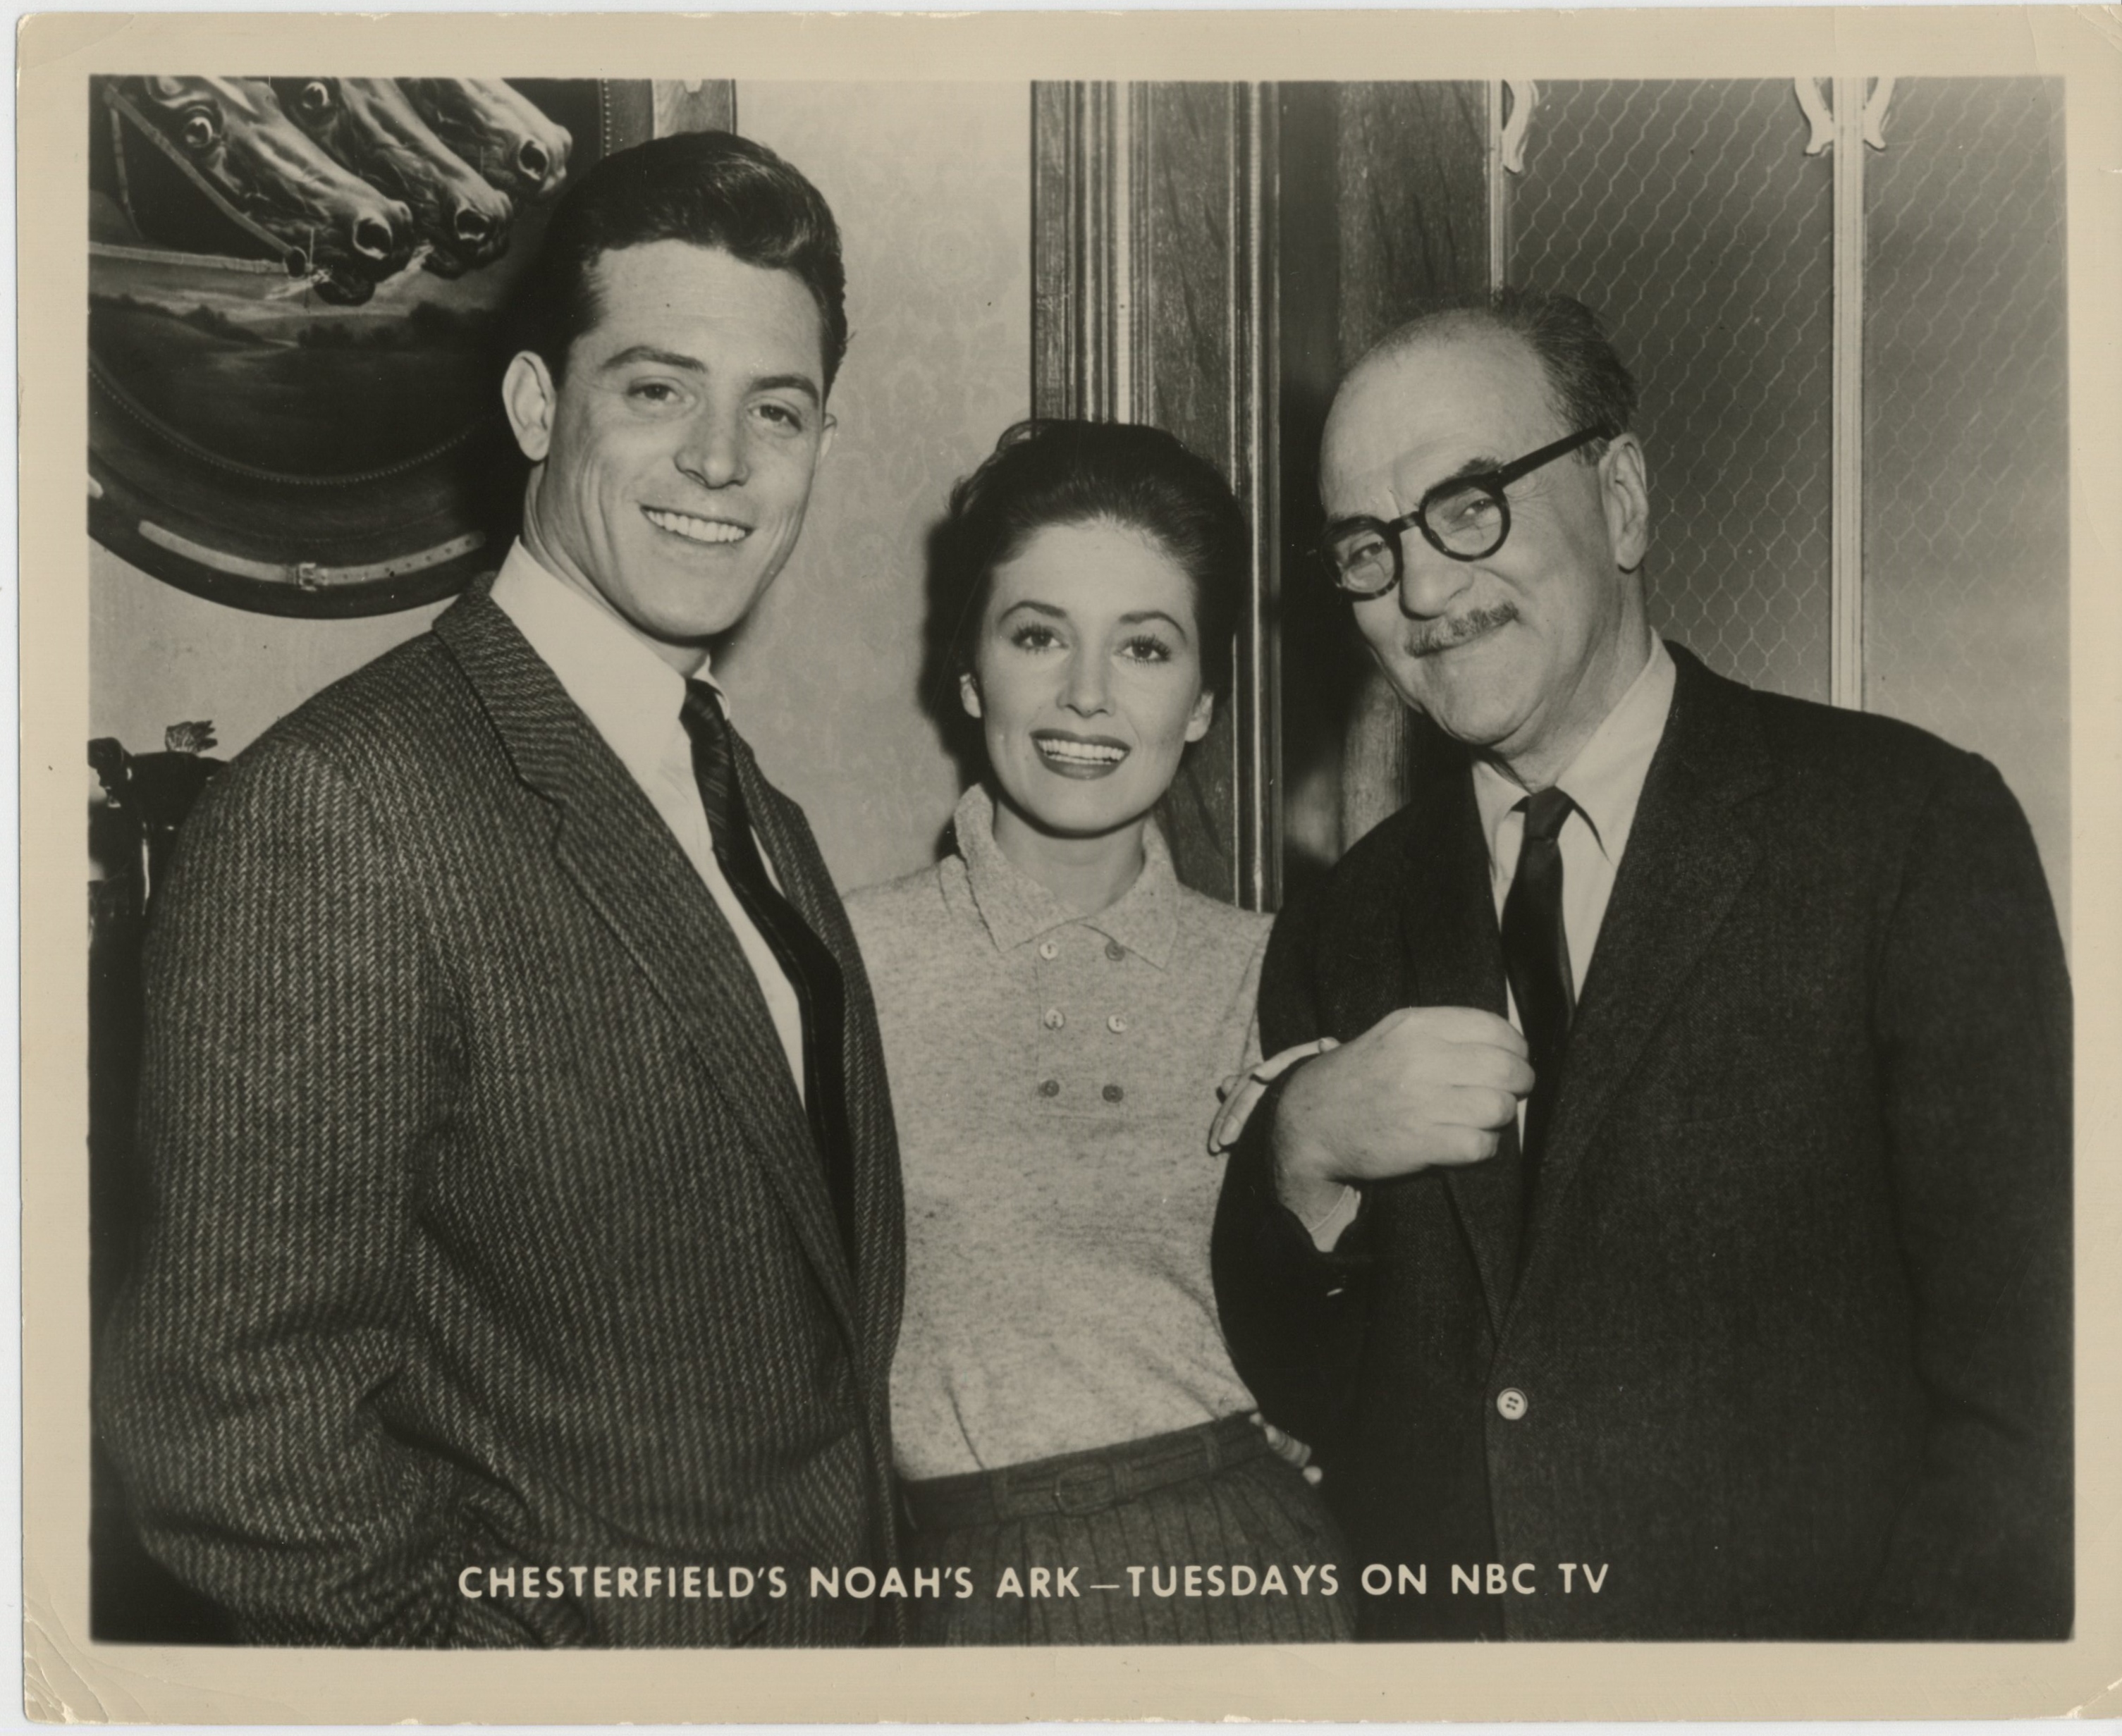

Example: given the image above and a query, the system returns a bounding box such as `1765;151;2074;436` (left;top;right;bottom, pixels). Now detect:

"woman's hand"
1210;1038;1341;1154
1249;1411;1323;1485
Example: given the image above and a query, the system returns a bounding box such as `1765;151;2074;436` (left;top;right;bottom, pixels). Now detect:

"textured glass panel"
1508;81;1834;700
1863;78;2068;924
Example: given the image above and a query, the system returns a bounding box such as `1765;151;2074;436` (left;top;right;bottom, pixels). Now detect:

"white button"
1106;1014;1128;1034
1495;1388;1528;1422
1043;1008;1065;1030
1105;940;1126;962
1038;940;1060;961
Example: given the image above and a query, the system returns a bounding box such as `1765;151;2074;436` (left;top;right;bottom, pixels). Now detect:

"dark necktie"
1500;787;1576;1209
680;680;858;1270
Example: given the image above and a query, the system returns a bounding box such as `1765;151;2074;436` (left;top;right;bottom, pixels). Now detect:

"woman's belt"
901;1411;1273;1532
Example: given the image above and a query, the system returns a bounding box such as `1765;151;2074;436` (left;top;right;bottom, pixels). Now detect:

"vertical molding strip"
1487;80;1509;291
1028;81;1139;424
1033;80;1280;905
1079;82;1117;418
1233;83;1281;911
1829;76;1868;710
1112;83;1139;421
1485;80;1536;290
1029;84;1069;421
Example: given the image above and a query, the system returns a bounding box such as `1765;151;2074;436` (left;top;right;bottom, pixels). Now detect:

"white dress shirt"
491;541;808;1096
1472;636;1678;1002
1306;637;1676;1252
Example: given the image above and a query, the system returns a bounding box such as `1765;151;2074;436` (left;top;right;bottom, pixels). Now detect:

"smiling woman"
967;519;1215;906
845;421;1356;1646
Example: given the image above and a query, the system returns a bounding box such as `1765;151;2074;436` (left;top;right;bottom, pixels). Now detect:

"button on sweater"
846;784;1268;1479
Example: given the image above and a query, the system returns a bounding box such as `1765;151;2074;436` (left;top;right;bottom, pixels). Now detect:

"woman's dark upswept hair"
506;129;848;390
930;419;1248;704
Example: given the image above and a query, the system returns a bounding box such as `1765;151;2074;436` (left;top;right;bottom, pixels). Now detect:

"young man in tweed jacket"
99;131;906;1648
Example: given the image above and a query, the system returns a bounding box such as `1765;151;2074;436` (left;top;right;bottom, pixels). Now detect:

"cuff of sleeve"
1241;1076;1373;1276
1301;1184;1361;1252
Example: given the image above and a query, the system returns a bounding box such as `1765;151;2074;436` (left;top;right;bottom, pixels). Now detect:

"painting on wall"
86;78;707;617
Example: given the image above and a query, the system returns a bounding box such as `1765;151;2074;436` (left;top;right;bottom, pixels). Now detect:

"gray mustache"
1406;604;1519;657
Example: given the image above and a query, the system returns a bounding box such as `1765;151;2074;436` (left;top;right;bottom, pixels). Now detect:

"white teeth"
1038;739;1127;764
645;507;747;544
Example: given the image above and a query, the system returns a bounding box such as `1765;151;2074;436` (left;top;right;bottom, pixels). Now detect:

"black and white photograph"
20;6;2121;1723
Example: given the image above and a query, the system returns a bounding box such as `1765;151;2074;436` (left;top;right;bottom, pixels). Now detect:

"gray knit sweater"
847;785;1267;1479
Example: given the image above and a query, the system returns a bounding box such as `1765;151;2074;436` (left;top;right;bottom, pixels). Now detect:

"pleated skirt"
897;1412;1356;1645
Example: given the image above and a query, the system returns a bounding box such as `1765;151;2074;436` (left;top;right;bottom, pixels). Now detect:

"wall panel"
1280;82;1489;885
1029;82;1275;906
728;82;1031;891
1861;78;2069;923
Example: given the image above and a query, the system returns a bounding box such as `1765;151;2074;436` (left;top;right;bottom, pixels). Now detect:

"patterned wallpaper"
89;546;449;763
719;83;1031;892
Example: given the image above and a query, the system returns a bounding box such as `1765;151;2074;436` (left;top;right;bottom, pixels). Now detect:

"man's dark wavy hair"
506;129;848;390
928;419;1247;705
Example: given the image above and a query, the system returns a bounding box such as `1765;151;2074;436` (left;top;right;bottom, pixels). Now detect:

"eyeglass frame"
1320;423;1617;598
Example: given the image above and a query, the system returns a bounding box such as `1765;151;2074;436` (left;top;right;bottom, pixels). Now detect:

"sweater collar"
950;783;1180;971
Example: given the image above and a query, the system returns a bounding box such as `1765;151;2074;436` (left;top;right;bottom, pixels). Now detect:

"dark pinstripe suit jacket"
97;583;906;1647
1213;646;2072;1639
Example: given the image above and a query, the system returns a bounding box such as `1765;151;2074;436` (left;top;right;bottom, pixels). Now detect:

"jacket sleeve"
94;738;560;1647
1858;753;2073;1637
1210;882;1376;1453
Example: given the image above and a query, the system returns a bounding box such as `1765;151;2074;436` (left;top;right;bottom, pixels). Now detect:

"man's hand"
1270;1006;1532;1220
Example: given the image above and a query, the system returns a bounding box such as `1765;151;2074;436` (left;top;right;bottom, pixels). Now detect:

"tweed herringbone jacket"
1213;646;2073;1640
97;583;906;1647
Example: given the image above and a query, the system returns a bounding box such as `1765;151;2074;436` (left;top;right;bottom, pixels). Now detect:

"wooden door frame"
1030;81;1280;910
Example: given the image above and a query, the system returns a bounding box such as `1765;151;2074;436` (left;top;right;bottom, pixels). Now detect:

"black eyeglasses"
1321;424;1614;597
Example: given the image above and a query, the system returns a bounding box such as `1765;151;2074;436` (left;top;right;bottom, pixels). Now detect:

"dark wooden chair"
89;725;237;1643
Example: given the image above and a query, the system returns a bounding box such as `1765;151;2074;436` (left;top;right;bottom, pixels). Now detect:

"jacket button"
1106;1014;1128;1034
1495;1387;1528;1422
1105;940;1125;961
1102;1083;1124;1104
1038;1078;1061;1098
1038;940;1060;961
1043;1009;1065;1030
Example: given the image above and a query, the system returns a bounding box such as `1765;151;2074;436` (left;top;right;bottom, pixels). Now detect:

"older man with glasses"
1210;289;2071;1641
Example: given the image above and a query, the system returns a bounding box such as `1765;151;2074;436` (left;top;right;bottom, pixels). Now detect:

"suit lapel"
431;591;861;1342
1394;727;1524;1338
1511;648;1774;1296
729;732;907;1381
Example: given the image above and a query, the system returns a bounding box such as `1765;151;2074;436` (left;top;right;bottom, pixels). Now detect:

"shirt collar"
489;539;731;775
1472;636;1677;868
950;782;1181;970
